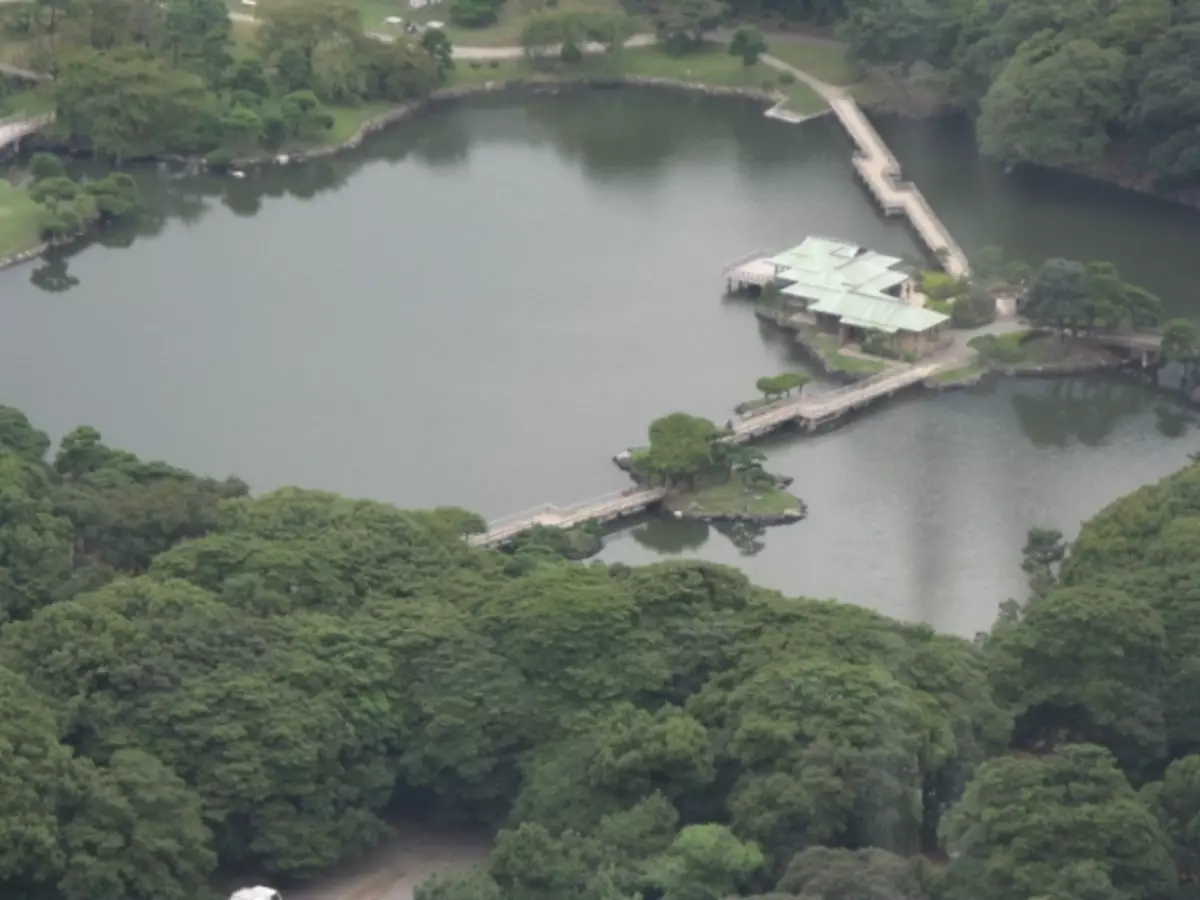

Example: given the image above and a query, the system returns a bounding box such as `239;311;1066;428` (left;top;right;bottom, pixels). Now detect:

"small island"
617;409;805;526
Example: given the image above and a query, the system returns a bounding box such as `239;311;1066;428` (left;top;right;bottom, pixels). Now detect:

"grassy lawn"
0;86;54;117
779;80;825;114
675;469;802;518
0;180;46;258
325;102;396;141
803;326;889;375
448;44;815;98
968;331;1061;367
231;0;639;46
763;40;855;85
933;362;985;383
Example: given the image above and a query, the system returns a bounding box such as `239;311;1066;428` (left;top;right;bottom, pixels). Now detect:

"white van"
230;888;282;900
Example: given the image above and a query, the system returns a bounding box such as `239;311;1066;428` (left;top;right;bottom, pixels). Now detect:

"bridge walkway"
469;486;667;548
761;55;970;279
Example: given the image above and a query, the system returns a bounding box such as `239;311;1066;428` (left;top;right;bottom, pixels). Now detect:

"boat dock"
469;486;667;548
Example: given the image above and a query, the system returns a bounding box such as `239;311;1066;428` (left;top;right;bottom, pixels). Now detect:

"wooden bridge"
469;486;667;548
0;112;53;154
762;56;969;279
731;357;955;439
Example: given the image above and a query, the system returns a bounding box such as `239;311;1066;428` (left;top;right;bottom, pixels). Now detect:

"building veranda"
726;236;950;358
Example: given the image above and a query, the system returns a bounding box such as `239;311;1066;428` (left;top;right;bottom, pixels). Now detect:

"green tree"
1022;257;1090;333
987;584;1167;769
647;824;764;900
1160;318;1197;363
940;745;1177;900
161;0;231;81
84;173;140;221
52;50;218;160
0;452;73;621
1141;754;1200;886
1132;24;1200;183
728;25;766;66
257;0;362;94
653;0;726;54
774;847;928;900
59;750;216;900
977;37;1126;167
0;664;78;889
29;151;67;181
639;412;721;486
221;104;264;152
421;27;454;75
280;88;334;137
0;405;51;462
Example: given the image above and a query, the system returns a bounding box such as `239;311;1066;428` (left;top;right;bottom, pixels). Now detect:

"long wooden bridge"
731;357;954;439
469;486;667;548
472;357;957;547
762;56;969;279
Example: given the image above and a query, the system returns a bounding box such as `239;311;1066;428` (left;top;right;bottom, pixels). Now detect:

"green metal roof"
808;293;948;333
767;236;943;334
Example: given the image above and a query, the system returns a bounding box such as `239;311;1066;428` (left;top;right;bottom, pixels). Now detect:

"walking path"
0;112;52;153
760;53;970;279
469;486;666;548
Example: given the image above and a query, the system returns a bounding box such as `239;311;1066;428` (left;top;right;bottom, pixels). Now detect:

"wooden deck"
731;357;954;439
469;486;667;548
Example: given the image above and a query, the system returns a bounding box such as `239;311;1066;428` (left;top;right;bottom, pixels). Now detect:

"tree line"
829;0;1200;187
2;0;452;162
1;403;1199;900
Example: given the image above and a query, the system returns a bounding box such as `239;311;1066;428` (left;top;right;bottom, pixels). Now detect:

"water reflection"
1010;378;1148;447
629;516;709;554
29;254;80;294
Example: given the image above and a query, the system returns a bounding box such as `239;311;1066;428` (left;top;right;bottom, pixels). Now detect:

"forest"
0;403;1198;900
0;0;449;162
706;0;1200;189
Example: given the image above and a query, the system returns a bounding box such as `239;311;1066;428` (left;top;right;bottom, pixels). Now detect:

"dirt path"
280;825;491;900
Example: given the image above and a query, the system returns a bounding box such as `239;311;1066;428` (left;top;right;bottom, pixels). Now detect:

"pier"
469;486;667;548
731;357;954;439
762;56;970;279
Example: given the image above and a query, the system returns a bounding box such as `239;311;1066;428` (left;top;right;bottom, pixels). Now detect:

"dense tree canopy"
824;0;1200;186
37;0;447;162
0;404;1197;900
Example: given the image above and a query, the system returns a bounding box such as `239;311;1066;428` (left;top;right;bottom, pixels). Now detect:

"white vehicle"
384;15;404;23
425;19;444;27
231;888;281;900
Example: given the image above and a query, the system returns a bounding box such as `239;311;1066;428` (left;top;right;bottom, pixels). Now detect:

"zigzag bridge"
471;359;957;548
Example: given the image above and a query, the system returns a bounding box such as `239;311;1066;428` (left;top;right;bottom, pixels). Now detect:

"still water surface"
1;90;1198;635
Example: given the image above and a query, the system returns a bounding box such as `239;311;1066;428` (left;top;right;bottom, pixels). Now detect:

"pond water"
2;89;1198;636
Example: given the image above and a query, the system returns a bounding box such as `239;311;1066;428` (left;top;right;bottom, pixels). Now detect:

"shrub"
968;333;1025;364
560;40;583;63
29;152;66;181
951;284;997;328
204;148;235;169
861;330;898;359
777;71;796;84
488;59;500;68
919;270;968;300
